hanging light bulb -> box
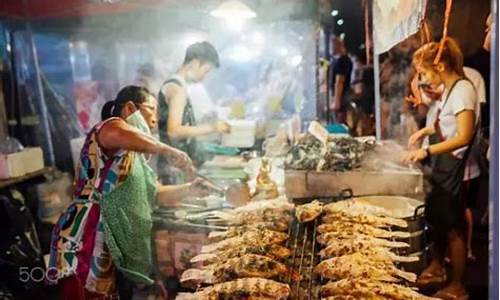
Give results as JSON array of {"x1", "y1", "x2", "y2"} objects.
[{"x1": 210, "y1": 0, "x2": 257, "y2": 19}]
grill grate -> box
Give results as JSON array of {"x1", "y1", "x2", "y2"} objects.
[
  {"x1": 286, "y1": 217, "x2": 320, "y2": 300},
  {"x1": 286, "y1": 190, "x2": 353, "y2": 300}
]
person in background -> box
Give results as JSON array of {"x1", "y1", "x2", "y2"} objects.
[
  {"x1": 465, "y1": 13, "x2": 492, "y2": 228},
  {"x1": 465, "y1": 13, "x2": 492, "y2": 135},
  {"x1": 407, "y1": 65, "x2": 485, "y2": 262},
  {"x1": 352, "y1": 64, "x2": 375, "y2": 136},
  {"x1": 48, "y1": 86, "x2": 208, "y2": 300},
  {"x1": 158, "y1": 41, "x2": 230, "y2": 184},
  {"x1": 350, "y1": 53, "x2": 364, "y2": 86},
  {"x1": 329, "y1": 37, "x2": 353, "y2": 124},
  {"x1": 402, "y1": 38, "x2": 478, "y2": 300}
]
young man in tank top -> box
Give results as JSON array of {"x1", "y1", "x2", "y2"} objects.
[{"x1": 157, "y1": 42, "x2": 230, "y2": 183}]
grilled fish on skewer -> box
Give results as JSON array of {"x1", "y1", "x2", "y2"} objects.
[
  {"x1": 201, "y1": 230, "x2": 288, "y2": 253},
  {"x1": 233, "y1": 196, "x2": 294, "y2": 213},
  {"x1": 296, "y1": 200, "x2": 323, "y2": 223},
  {"x1": 321, "y1": 293, "x2": 380, "y2": 300},
  {"x1": 175, "y1": 278, "x2": 291, "y2": 300},
  {"x1": 322, "y1": 211, "x2": 407, "y2": 228},
  {"x1": 212, "y1": 208, "x2": 292, "y2": 227},
  {"x1": 314, "y1": 253, "x2": 417, "y2": 282},
  {"x1": 322, "y1": 295, "x2": 385, "y2": 300},
  {"x1": 319, "y1": 240, "x2": 417, "y2": 262},
  {"x1": 323, "y1": 200, "x2": 392, "y2": 217},
  {"x1": 181, "y1": 254, "x2": 299, "y2": 284},
  {"x1": 191, "y1": 244, "x2": 292, "y2": 264},
  {"x1": 208, "y1": 226, "x2": 286, "y2": 242},
  {"x1": 318, "y1": 234, "x2": 409, "y2": 249},
  {"x1": 222, "y1": 221, "x2": 290, "y2": 232},
  {"x1": 321, "y1": 278, "x2": 440, "y2": 300},
  {"x1": 317, "y1": 223, "x2": 410, "y2": 239}
]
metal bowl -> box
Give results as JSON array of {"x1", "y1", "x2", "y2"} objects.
[{"x1": 225, "y1": 182, "x2": 251, "y2": 207}]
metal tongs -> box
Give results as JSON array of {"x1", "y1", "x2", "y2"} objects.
[
  {"x1": 195, "y1": 172, "x2": 226, "y2": 195},
  {"x1": 154, "y1": 203, "x2": 216, "y2": 218}
]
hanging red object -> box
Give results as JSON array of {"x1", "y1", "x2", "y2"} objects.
[
  {"x1": 433, "y1": 0, "x2": 453, "y2": 64},
  {"x1": 363, "y1": 0, "x2": 372, "y2": 65}
]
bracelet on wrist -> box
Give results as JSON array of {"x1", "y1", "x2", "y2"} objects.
[{"x1": 423, "y1": 146, "x2": 431, "y2": 157}]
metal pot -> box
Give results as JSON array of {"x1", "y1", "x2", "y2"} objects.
[
  {"x1": 225, "y1": 182, "x2": 251, "y2": 207},
  {"x1": 405, "y1": 204, "x2": 426, "y2": 233},
  {"x1": 398, "y1": 204, "x2": 427, "y2": 255},
  {"x1": 402, "y1": 229, "x2": 427, "y2": 255}
]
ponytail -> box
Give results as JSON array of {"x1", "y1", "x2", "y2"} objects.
[
  {"x1": 101, "y1": 100, "x2": 117, "y2": 121},
  {"x1": 100, "y1": 85, "x2": 155, "y2": 121}
]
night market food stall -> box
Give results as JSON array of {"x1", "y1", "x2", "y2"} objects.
[{"x1": 0, "y1": 0, "x2": 496, "y2": 299}]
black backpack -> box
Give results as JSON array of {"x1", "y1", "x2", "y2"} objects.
[{"x1": 0, "y1": 190, "x2": 45, "y2": 299}]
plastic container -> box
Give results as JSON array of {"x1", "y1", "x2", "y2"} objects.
[{"x1": 221, "y1": 120, "x2": 256, "y2": 148}]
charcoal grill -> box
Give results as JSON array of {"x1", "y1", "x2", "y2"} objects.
[
  {"x1": 285, "y1": 190, "x2": 353, "y2": 299},
  {"x1": 285, "y1": 190, "x2": 431, "y2": 299},
  {"x1": 285, "y1": 217, "x2": 320, "y2": 299}
]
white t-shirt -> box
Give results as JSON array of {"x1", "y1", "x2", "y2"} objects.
[
  {"x1": 424, "y1": 67, "x2": 485, "y2": 127},
  {"x1": 464, "y1": 67, "x2": 486, "y2": 104},
  {"x1": 438, "y1": 80, "x2": 480, "y2": 180}
]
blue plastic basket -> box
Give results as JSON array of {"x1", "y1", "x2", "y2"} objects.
[{"x1": 325, "y1": 123, "x2": 350, "y2": 134}]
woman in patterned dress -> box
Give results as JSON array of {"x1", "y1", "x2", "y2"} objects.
[{"x1": 48, "y1": 86, "x2": 206, "y2": 299}]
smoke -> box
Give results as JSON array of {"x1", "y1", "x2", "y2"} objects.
[
  {"x1": 358, "y1": 140, "x2": 426, "y2": 196},
  {"x1": 53, "y1": 1, "x2": 319, "y2": 124}
]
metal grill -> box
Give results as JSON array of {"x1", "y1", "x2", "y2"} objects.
[
  {"x1": 286, "y1": 217, "x2": 320, "y2": 300},
  {"x1": 286, "y1": 190, "x2": 354, "y2": 300}
]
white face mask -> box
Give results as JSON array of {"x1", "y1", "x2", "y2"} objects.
[
  {"x1": 126, "y1": 110, "x2": 153, "y2": 162},
  {"x1": 126, "y1": 109, "x2": 151, "y2": 137},
  {"x1": 435, "y1": 83, "x2": 445, "y2": 95},
  {"x1": 420, "y1": 82, "x2": 445, "y2": 105},
  {"x1": 421, "y1": 92, "x2": 432, "y2": 105}
]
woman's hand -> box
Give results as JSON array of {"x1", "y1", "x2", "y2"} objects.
[
  {"x1": 163, "y1": 147, "x2": 193, "y2": 171},
  {"x1": 184, "y1": 165, "x2": 197, "y2": 182},
  {"x1": 213, "y1": 121, "x2": 231, "y2": 134},
  {"x1": 401, "y1": 148, "x2": 428, "y2": 164},
  {"x1": 186, "y1": 178, "x2": 211, "y2": 198},
  {"x1": 408, "y1": 127, "x2": 433, "y2": 149},
  {"x1": 408, "y1": 130, "x2": 426, "y2": 149}
]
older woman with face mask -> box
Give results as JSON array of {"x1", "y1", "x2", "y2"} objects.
[{"x1": 48, "y1": 86, "x2": 208, "y2": 299}]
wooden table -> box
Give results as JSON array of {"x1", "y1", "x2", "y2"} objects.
[{"x1": 0, "y1": 167, "x2": 55, "y2": 189}]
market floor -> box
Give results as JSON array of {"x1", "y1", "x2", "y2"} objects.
[
  {"x1": 464, "y1": 227, "x2": 489, "y2": 300},
  {"x1": 418, "y1": 226, "x2": 489, "y2": 300}
]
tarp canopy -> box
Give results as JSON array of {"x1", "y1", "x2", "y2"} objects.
[
  {"x1": 0, "y1": 0, "x2": 308, "y2": 21},
  {"x1": 0, "y1": 0, "x2": 170, "y2": 20},
  {"x1": 372, "y1": 0, "x2": 427, "y2": 54}
]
